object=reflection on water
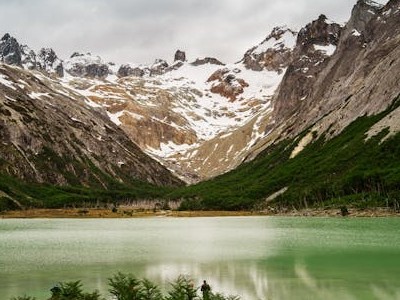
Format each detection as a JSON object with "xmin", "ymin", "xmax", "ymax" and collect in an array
[{"xmin": 0, "ymin": 217, "xmax": 399, "ymax": 300}]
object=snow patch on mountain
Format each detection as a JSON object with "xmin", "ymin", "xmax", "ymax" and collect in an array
[
  {"xmin": 314, "ymin": 44, "xmax": 337, "ymax": 56},
  {"xmin": 252, "ymin": 26, "xmax": 297, "ymax": 55}
]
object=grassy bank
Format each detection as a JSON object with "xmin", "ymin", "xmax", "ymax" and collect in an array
[{"xmin": 1, "ymin": 207, "xmax": 399, "ymax": 219}]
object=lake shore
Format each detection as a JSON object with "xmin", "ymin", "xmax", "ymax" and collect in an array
[{"xmin": 0, "ymin": 207, "xmax": 399, "ymax": 218}]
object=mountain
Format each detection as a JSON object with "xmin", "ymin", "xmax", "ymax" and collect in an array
[
  {"xmin": 170, "ymin": 0, "xmax": 400, "ymax": 210},
  {"xmin": 243, "ymin": 0, "xmax": 400, "ymax": 162},
  {"xmin": 0, "ymin": 62, "xmax": 182, "ymax": 209},
  {"xmin": 0, "ymin": 0, "xmax": 399, "ymax": 211}
]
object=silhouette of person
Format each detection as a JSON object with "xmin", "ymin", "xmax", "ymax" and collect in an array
[{"xmin": 201, "ymin": 280, "xmax": 211, "ymax": 300}]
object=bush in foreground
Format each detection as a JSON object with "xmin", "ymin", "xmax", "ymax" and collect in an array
[{"xmin": 12, "ymin": 273, "xmax": 240, "ymax": 300}]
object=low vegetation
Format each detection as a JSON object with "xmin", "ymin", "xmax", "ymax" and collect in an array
[
  {"xmin": 10, "ymin": 273, "xmax": 240, "ymax": 300},
  {"xmin": 0, "ymin": 173, "xmax": 173, "ymax": 211}
]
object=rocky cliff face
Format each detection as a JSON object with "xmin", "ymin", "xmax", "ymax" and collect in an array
[
  {"xmin": 244, "ymin": 0, "xmax": 400, "ymax": 162},
  {"xmin": 272, "ymin": 15, "xmax": 343, "ymax": 122},
  {"xmin": 0, "ymin": 64, "xmax": 182, "ymax": 187}
]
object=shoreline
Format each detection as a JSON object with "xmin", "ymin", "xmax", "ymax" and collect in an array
[{"xmin": 0, "ymin": 207, "xmax": 399, "ymax": 218}]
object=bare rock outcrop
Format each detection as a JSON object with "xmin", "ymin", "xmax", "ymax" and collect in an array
[
  {"xmin": 150, "ymin": 59, "xmax": 169, "ymax": 76},
  {"xmin": 118, "ymin": 64, "xmax": 145, "ymax": 78},
  {"xmin": 174, "ymin": 50, "xmax": 186, "ymax": 62},
  {"xmin": 207, "ymin": 68, "xmax": 249, "ymax": 101},
  {"xmin": 191, "ymin": 57, "xmax": 225, "ymax": 66}
]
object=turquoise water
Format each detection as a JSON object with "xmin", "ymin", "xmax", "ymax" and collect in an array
[{"xmin": 0, "ymin": 217, "xmax": 399, "ymax": 299}]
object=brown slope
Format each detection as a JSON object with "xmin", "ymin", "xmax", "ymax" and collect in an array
[{"xmin": 0, "ymin": 64, "xmax": 182, "ymax": 187}]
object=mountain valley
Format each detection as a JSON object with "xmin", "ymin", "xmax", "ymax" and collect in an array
[{"xmin": 0, "ymin": 0, "xmax": 399, "ymax": 211}]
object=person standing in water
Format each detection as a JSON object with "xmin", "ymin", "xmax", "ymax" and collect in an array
[{"xmin": 201, "ymin": 280, "xmax": 211, "ymax": 300}]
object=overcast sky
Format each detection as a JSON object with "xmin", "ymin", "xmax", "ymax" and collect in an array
[{"xmin": 0, "ymin": 0, "xmax": 388, "ymax": 65}]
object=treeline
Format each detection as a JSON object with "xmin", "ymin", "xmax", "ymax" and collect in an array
[{"xmin": 11, "ymin": 273, "xmax": 240, "ymax": 300}]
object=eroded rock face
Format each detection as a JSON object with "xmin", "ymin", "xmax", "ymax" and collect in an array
[
  {"xmin": 191, "ymin": 57, "xmax": 225, "ymax": 66},
  {"xmin": 207, "ymin": 68, "xmax": 249, "ymax": 101},
  {"xmin": 241, "ymin": 26, "xmax": 297, "ymax": 72},
  {"xmin": 273, "ymin": 15, "xmax": 343, "ymax": 122},
  {"xmin": 345, "ymin": 0, "xmax": 383, "ymax": 36},
  {"xmin": 0, "ymin": 33, "xmax": 22, "ymax": 66}
]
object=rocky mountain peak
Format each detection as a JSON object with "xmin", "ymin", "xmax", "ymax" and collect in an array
[
  {"xmin": 297, "ymin": 15, "xmax": 342, "ymax": 50},
  {"xmin": 0, "ymin": 33, "xmax": 22, "ymax": 66},
  {"xmin": 65, "ymin": 52, "xmax": 110, "ymax": 79},
  {"xmin": 344, "ymin": 0, "xmax": 383, "ymax": 37},
  {"xmin": 174, "ymin": 50, "xmax": 186, "ymax": 62},
  {"xmin": 241, "ymin": 25, "xmax": 297, "ymax": 72},
  {"xmin": 37, "ymin": 47, "xmax": 64, "ymax": 77},
  {"xmin": 270, "ymin": 26, "xmax": 297, "ymax": 40},
  {"xmin": 1, "ymin": 33, "xmax": 11, "ymax": 41},
  {"xmin": 20, "ymin": 44, "xmax": 37, "ymax": 70}
]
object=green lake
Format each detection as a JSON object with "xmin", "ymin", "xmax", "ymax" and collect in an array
[{"xmin": 0, "ymin": 217, "xmax": 399, "ymax": 300}]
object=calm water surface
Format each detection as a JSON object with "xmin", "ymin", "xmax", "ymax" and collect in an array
[{"xmin": 0, "ymin": 217, "xmax": 399, "ymax": 300}]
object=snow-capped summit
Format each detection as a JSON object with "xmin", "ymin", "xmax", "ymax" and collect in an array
[
  {"xmin": 0, "ymin": 33, "xmax": 22, "ymax": 66},
  {"xmin": 0, "ymin": 34, "xmax": 64, "ymax": 76},
  {"xmin": 65, "ymin": 52, "xmax": 111, "ymax": 79},
  {"xmin": 20, "ymin": 44, "xmax": 37, "ymax": 69},
  {"xmin": 241, "ymin": 26, "xmax": 297, "ymax": 72},
  {"xmin": 37, "ymin": 48, "xmax": 64, "ymax": 77}
]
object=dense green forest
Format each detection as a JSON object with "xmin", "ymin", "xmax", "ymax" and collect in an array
[{"xmin": 1, "ymin": 97, "xmax": 400, "ymax": 212}]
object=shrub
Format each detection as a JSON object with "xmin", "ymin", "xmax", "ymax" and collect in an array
[
  {"xmin": 11, "ymin": 274, "xmax": 240, "ymax": 300},
  {"xmin": 165, "ymin": 275, "xmax": 198, "ymax": 300}
]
